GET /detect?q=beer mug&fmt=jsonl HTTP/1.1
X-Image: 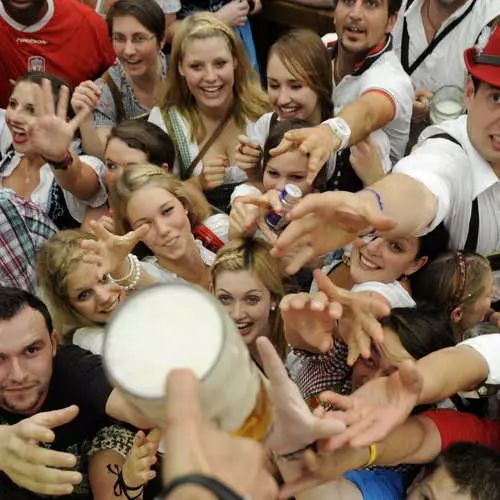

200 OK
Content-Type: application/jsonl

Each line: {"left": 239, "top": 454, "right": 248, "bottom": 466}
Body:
{"left": 429, "top": 85, "right": 465, "bottom": 124}
{"left": 103, "top": 283, "right": 272, "bottom": 441}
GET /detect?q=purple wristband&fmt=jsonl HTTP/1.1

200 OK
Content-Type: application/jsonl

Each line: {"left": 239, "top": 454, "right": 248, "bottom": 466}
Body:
{"left": 364, "top": 188, "right": 384, "bottom": 212}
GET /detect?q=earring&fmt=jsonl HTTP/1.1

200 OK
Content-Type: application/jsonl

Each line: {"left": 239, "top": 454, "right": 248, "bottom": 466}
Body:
{"left": 271, "top": 304, "right": 276, "bottom": 312}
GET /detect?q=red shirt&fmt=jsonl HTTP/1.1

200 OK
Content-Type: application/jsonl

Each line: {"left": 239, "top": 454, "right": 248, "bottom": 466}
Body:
{"left": 424, "top": 409, "right": 500, "bottom": 451}
{"left": 0, "top": 0, "right": 116, "bottom": 107}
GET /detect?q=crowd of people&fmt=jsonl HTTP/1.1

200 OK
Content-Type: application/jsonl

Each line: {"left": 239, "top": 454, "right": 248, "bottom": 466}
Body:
{"left": 1, "top": 0, "right": 500, "bottom": 498}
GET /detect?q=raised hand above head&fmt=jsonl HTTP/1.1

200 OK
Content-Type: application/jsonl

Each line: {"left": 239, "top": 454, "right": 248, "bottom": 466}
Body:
{"left": 0, "top": 405, "right": 82, "bottom": 496}
{"left": 80, "top": 218, "right": 149, "bottom": 277}
{"left": 28, "top": 78, "right": 92, "bottom": 162}
{"left": 271, "top": 190, "right": 396, "bottom": 275}
{"left": 215, "top": 0, "right": 249, "bottom": 27}
{"left": 257, "top": 337, "right": 345, "bottom": 456}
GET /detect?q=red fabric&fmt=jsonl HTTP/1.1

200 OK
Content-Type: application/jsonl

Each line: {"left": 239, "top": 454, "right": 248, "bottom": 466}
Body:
{"left": 424, "top": 409, "right": 500, "bottom": 452}
{"left": 0, "top": 0, "right": 115, "bottom": 107}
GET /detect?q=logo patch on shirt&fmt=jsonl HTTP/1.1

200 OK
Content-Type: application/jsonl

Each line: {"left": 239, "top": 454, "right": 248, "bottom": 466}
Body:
{"left": 28, "top": 56, "right": 46, "bottom": 72}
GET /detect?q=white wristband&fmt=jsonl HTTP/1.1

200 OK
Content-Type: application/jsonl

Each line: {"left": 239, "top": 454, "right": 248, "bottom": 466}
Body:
{"left": 325, "top": 117, "right": 351, "bottom": 150}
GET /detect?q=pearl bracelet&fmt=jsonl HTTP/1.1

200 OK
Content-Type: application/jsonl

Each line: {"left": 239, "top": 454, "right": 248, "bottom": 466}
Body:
{"left": 108, "top": 254, "right": 141, "bottom": 290}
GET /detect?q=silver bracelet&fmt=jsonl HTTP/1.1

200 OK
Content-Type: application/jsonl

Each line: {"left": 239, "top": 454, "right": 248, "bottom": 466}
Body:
{"left": 108, "top": 254, "right": 141, "bottom": 290}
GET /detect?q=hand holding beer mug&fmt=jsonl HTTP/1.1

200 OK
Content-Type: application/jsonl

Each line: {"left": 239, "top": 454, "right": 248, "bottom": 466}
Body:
{"left": 103, "top": 283, "right": 272, "bottom": 440}
{"left": 429, "top": 85, "right": 465, "bottom": 124}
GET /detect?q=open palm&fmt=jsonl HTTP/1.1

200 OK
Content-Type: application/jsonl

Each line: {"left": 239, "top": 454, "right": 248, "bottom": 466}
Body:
{"left": 28, "top": 78, "right": 90, "bottom": 161}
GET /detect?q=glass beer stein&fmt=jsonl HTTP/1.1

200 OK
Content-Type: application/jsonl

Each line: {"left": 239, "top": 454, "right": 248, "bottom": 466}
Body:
{"left": 103, "top": 283, "right": 272, "bottom": 441}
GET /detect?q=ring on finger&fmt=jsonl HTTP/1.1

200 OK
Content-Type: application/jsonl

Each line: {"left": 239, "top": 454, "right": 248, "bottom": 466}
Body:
{"left": 238, "top": 143, "right": 245, "bottom": 155}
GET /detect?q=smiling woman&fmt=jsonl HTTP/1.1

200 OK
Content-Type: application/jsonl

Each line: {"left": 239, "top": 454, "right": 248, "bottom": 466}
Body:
{"left": 149, "top": 12, "right": 270, "bottom": 212}
{"left": 37, "top": 229, "right": 126, "bottom": 348}
{"left": 211, "top": 238, "right": 288, "bottom": 366}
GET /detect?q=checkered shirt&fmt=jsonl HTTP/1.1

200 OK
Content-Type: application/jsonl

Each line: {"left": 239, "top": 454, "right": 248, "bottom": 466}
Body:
{"left": 0, "top": 189, "right": 57, "bottom": 293}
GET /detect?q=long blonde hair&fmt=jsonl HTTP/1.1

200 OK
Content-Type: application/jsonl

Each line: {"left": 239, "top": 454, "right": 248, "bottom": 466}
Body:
{"left": 109, "top": 163, "right": 211, "bottom": 235}
{"left": 159, "top": 12, "right": 270, "bottom": 143}
{"left": 211, "top": 238, "right": 287, "bottom": 361}
{"left": 37, "top": 230, "right": 100, "bottom": 337}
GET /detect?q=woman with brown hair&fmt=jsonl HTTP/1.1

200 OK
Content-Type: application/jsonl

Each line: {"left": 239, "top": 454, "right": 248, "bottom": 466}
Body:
{"left": 148, "top": 12, "right": 270, "bottom": 212}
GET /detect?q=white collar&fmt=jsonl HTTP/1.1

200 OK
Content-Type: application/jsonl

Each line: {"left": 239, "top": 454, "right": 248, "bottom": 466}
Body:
{"left": 0, "top": 0, "right": 55, "bottom": 33}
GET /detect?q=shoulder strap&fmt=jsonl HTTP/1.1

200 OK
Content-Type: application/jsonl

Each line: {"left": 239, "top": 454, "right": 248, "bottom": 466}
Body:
{"left": 186, "top": 108, "right": 233, "bottom": 179}
{"left": 102, "top": 70, "right": 125, "bottom": 124}
{"left": 401, "top": 0, "right": 477, "bottom": 75}
{"left": 426, "top": 132, "right": 479, "bottom": 252}
{"left": 161, "top": 108, "right": 192, "bottom": 179}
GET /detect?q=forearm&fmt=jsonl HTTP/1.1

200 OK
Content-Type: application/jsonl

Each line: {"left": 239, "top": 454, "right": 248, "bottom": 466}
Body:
{"left": 277, "top": 447, "right": 368, "bottom": 498}
{"left": 52, "top": 154, "right": 102, "bottom": 201}
{"left": 337, "top": 93, "right": 394, "bottom": 147}
{"left": 165, "top": 18, "right": 181, "bottom": 44}
{"left": 417, "top": 346, "right": 489, "bottom": 405}
{"left": 79, "top": 118, "right": 107, "bottom": 160}
{"left": 105, "top": 389, "right": 153, "bottom": 429}
{"left": 356, "top": 173, "right": 437, "bottom": 236}
{"left": 167, "top": 485, "right": 216, "bottom": 500}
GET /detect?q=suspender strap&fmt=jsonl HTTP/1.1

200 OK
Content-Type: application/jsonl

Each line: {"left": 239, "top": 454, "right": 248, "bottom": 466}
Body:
{"left": 427, "top": 132, "right": 479, "bottom": 252}
{"left": 464, "top": 198, "right": 479, "bottom": 253}
{"left": 400, "top": 0, "right": 477, "bottom": 75}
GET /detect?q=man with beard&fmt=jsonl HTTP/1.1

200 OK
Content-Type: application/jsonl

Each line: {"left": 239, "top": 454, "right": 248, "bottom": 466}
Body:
{"left": 391, "top": 0, "right": 500, "bottom": 147}
{"left": 0, "top": 0, "right": 115, "bottom": 108}
{"left": 0, "top": 287, "right": 149, "bottom": 498}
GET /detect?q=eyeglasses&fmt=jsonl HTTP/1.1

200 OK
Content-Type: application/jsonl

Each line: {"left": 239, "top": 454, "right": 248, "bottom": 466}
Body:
{"left": 111, "top": 33, "right": 156, "bottom": 46}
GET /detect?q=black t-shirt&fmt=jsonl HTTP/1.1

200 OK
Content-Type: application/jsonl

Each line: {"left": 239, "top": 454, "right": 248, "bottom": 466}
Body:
{"left": 0, "top": 345, "right": 113, "bottom": 499}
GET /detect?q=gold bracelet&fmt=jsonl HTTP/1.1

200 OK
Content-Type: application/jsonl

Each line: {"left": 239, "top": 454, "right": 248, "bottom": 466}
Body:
{"left": 364, "top": 444, "right": 378, "bottom": 468}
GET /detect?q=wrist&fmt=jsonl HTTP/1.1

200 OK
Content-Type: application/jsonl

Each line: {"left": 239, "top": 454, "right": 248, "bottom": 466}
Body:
{"left": 43, "top": 150, "right": 74, "bottom": 170}
{"left": 324, "top": 117, "right": 351, "bottom": 150}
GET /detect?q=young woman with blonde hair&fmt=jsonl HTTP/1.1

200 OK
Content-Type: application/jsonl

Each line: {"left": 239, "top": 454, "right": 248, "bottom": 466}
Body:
{"left": 211, "top": 238, "right": 288, "bottom": 367}
{"left": 110, "top": 163, "right": 227, "bottom": 287}
{"left": 148, "top": 12, "right": 270, "bottom": 212}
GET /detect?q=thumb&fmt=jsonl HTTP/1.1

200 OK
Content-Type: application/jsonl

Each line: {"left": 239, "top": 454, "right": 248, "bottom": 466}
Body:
{"left": 397, "top": 360, "right": 423, "bottom": 395}
{"left": 311, "top": 415, "right": 346, "bottom": 440}
{"left": 32, "top": 405, "right": 80, "bottom": 429}
{"left": 128, "top": 223, "right": 150, "bottom": 244}
{"left": 313, "top": 269, "right": 342, "bottom": 302}
{"left": 165, "top": 369, "right": 203, "bottom": 429}
{"left": 146, "top": 428, "right": 162, "bottom": 444}
{"left": 257, "top": 337, "right": 288, "bottom": 386}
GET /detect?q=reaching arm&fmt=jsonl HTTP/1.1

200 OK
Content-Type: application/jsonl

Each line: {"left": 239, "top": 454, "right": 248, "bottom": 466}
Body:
{"left": 50, "top": 153, "right": 102, "bottom": 201}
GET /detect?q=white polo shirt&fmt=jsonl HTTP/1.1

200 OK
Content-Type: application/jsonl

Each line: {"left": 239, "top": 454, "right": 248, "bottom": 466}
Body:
{"left": 460, "top": 334, "right": 500, "bottom": 386}
{"left": 392, "top": 0, "right": 500, "bottom": 92}
{"left": 393, "top": 115, "right": 500, "bottom": 254}
{"left": 326, "top": 39, "right": 414, "bottom": 164}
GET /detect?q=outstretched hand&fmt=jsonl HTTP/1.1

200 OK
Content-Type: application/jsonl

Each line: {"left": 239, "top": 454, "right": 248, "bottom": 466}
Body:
{"left": 270, "top": 124, "right": 340, "bottom": 184}
{"left": 257, "top": 337, "right": 345, "bottom": 455}
{"left": 29, "top": 78, "right": 91, "bottom": 162}
{"left": 0, "top": 406, "right": 82, "bottom": 495}
{"left": 271, "top": 191, "right": 396, "bottom": 274}
{"left": 80, "top": 219, "right": 149, "bottom": 276}
{"left": 319, "top": 359, "right": 423, "bottom": 451}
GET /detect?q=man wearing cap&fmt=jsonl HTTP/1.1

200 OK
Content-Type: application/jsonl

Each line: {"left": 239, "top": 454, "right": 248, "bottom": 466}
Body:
{"left": 392, "top": 0, "right": 500, "bottom": 147}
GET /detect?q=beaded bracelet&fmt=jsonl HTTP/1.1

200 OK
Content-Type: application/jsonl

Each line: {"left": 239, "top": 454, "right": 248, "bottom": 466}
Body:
{"left": 108, "top": 254, "right": 142, "bottom": 291}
